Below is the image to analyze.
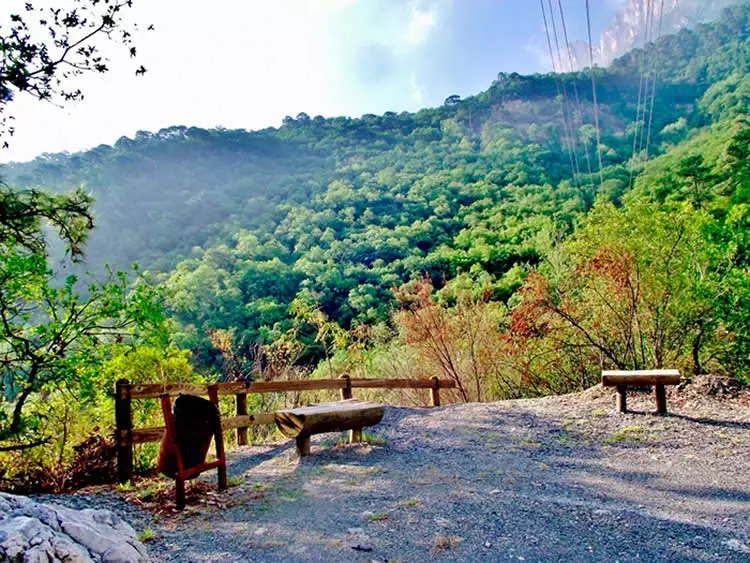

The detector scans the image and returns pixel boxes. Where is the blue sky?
[2,0,621,162]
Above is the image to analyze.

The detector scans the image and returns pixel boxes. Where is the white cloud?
[409,72,424,106]
[1,0,453,162]
[313,0,358,14]
[407,7,437,45]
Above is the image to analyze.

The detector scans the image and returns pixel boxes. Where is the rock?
[0,492,148,563]
[102,542,147,563]
[51,536,92,562]
[725,538,750,553]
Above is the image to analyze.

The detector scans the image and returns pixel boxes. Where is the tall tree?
[0,249,167,448]
[0,186,93,258]
[0,0,146,145]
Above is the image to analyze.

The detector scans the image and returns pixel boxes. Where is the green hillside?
[2,4,749,489]
[3,4,749,380]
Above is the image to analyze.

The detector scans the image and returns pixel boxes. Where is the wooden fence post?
[115,378,134,484]
[208,385,228,491]
[235,391,248,446]
[339,374,352,400]
[429,376,441,407]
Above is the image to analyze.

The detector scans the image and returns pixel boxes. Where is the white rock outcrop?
[0,493,148,562]
[567,0,744,70]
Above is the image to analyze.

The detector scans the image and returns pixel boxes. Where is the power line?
[637,0,656,154]
[644,0,666,158]
[547,0,582,188]
[631,31,647,159]
[585,0,604,186]
[629,0,654,189]
[556,0,595,194]
[540,0,578,188]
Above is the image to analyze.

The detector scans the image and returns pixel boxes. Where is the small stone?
[484,541,492,548]
[21,547,51,563]
[254,527,267,535]
[725,539,750,553]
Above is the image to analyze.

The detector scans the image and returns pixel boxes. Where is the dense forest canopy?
[1,3,748,487]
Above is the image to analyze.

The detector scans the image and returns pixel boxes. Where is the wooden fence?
[114,375,456,484]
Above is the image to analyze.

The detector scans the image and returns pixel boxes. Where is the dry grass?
[431,534,464,556]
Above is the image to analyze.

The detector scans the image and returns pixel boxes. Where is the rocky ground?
[44,377,750,562]
[0,492,148,562]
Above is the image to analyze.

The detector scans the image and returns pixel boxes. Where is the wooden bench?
[602,369,681,414]
[274,399,385,456]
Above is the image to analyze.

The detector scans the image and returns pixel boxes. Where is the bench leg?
[616,385,627,413]
[296,435,311,456]
[350,428,362,444]
[655,384,667,415]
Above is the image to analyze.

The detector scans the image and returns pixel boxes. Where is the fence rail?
[114,375,456,484]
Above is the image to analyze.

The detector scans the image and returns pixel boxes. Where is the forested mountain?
[569,0,749,70]
[3,3,749,376]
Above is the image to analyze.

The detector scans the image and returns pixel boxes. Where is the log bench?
[274,399,385,456]
[601,369,681,414]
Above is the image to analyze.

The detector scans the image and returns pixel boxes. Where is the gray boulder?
[0,493,148,562]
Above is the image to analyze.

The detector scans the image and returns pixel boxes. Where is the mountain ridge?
[1,4,748,368]
[567,0,748,70]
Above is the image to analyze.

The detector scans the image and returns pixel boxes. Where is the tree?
[0,243,168,448]
[511,200,742,378]
[677,155,716,208]
[0,0,146,145]
[725,127,750,203]
[0,182,167,450]
[0,186,93,258]
[209,328,252,382]
[289,290,346,378]
[444,94,461,106]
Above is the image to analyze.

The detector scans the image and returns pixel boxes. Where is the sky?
[1,0,622,163]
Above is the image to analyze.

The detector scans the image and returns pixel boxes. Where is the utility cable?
[585,0,604,186]
[644,0,666,158]
[629,0,653,189]
[540,0,578,188]
[548,0,582,188]
[637,0,656,155]
[557,0,595,194]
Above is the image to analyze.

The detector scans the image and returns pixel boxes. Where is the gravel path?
[45,380,750,562]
